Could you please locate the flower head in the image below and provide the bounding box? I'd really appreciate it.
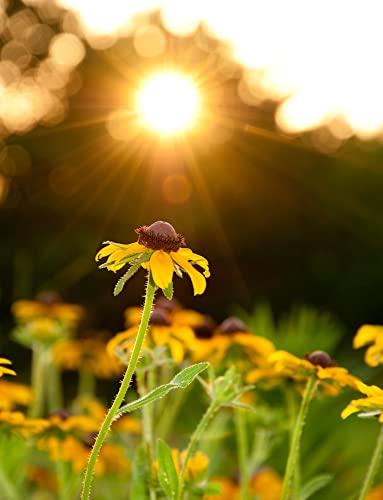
[341,381,383,421]
[353,324,383,367]
[0,380,33,410]
[96,221,210,296]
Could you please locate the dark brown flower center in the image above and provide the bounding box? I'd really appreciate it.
[218,317,249,335]
[83,431,98,448]
[304,350,336,368]
[36,291,61,305]
[135,221,185,252]
[50,409,71,420]
[156,296,179,312]
[150,309,171,326]
[193,317,216,339]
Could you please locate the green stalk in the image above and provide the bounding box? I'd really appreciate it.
[358,424,383,500]
[156,389,187,440]
[235,409,250,500]
[47,352,63,412]
[78,368,96,398]
[29,345,46,418]
[177,401,220,500]
[0,466,19,500]
[137,365,157,500]
[286,384,301,497]
[81,276,156,500]
[281,376,317,500]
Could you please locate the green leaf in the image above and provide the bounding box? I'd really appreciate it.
[113,252,151,296]
[117,362,209,415]
[157,439,179,499]
[163,281,173,300]
[300,474,333,500]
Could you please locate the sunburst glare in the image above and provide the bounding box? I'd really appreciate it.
[135,71,200,136]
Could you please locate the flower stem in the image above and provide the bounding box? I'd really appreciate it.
[177,401,220,500]
[47,352,63,412]
[235,408,250,500]
[81,276,156,500]
[78,368,96,398]
[358,423,383,500]
[0,466,19,500]
[281,376,317,500]
[137,365,157,500]
[29,345,46,418]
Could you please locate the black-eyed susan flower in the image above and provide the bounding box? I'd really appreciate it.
[0,380,33,410]
[261,350,360,396]
[192,317,275,368]
[0,410,49,436]
[0,358,16,377]
[341,381,383,421]
[353,324,383,367]
[47,409,100,434]
[12,291,85,325]
[96,221,210,296]
[53,338,122,379]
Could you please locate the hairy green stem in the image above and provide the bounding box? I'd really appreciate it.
[235,409,250,500]
[29,345,46,418]
[281,376,317,500]
[358,424,383,500]
[177,401,220,500]
[81,276,156,500]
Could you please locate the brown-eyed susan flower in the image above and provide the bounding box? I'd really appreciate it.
[12,291,84,324]
[0,380,33,410]
[260,350,360,396]
[53,338,122,378]
[96,221,210,296]
[353,324,383,367]
[12,317,70,347]
[192,317,275,368]
[47,409,99,434]
[341,381,383,421]
[108,309,196,364]
[0,358,16,377]
[0,411,49,436]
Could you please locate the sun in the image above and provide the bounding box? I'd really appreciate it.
[136,71,200,136]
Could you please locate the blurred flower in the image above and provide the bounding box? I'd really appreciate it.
[12,292,84,325]
[155,449,209,478]
[12,317,69,347]
[249,467,283,500]
[0,358,16,377]
[26,465,58,493]
[342,381,383,421]
[96,221,210,295]
[353,325,383,367]
[204,477,239,500]
[0,380,33,410]
[192,317,275,367]
[47,409,99,434]
[261,350,360,396]
[0,411,49,436]
[53,338,122,378]
[367,484,383,500]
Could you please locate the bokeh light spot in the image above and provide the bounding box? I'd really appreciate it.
[162,173,192,204]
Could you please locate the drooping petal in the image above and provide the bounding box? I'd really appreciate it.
[149,251,174,289]
[151,326,169,346]
[178,248,210,277]
[353,325,381,348]
[168,338,185,364]
[170,252,206,295]
[95,244,118,261]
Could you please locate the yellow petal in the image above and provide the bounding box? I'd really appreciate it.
[151,326,170,346]
[95,244,118,261]
[341,404,359,419]
[178,248,210,278]
[353,324,381,348]
[170,252,206,295]
[149,251,174,289]
[168,338,185,364]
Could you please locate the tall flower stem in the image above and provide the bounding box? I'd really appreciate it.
[281,376,317,500]
[286,384,301,497]
[177,400,220,500]
[46,352,63,412]
[29,345,46,418]
[81,276,156,500]
[137,365,157,500]
[358,424,383,500]
[78,368,96,398]
[235,409,250,500]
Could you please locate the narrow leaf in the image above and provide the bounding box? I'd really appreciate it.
[113,252,151,296]
[300,474,333,500]
[117,362,209,415]
[163,281,173,300]
[157,439,179,499]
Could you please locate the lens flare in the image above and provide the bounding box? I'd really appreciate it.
[136,71,200,135]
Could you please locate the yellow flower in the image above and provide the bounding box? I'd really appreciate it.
[249,468,283,500]
[12,317,70,347]
[0,380,33,410]
[353,324,383,367]
[192,317,275,367]
[367,484,383,500]
[96,221,210,296]
[47,410,99,434]
[0,358,16,377]
[108,309,196,364]
[155,449,209,478]
[203,477,239,500]
[341,381,383,421]
[264,350,360,396]
[12,291,84,324]
[53,338,122,378]
[0,411,49,436]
